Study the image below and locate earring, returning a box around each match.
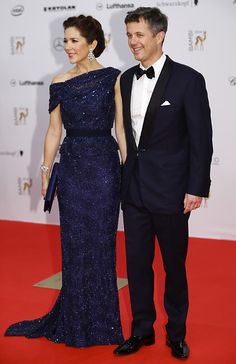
[87,48,95,61]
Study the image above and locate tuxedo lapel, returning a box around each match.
[121,66,139,151]
[138,56,173,149]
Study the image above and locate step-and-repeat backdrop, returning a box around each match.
[1,0,235,240]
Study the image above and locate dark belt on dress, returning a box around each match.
[66,129,111,137]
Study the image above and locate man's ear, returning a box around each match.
[156,31,166,45]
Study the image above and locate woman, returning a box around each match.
[5,15,126,347]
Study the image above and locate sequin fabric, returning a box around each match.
[5,67,124,347]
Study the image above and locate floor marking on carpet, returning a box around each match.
[34,272,128,290]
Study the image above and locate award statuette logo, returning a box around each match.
[18,178,33,195]
[11,37,26,55]
[188,30,207,52]
[14,107,29,125]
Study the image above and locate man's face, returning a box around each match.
[126,18,164,68]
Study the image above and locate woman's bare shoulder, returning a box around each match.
[51,71,71,84]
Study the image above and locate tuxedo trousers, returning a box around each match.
[123,201,190,341]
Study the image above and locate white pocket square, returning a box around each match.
[161,100,171,106]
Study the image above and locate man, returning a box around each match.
[114,7,213,360]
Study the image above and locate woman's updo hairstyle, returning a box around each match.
[63,15,106,57]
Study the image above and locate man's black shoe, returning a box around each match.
[166,337,190,359]
[113,334,155,355]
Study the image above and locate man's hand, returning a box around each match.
[183,194,203,214]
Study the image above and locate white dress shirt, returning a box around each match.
[131,53,166,146]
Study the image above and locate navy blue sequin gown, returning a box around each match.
[5,67,124,347]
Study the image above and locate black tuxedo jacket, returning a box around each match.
[120,56,213,213]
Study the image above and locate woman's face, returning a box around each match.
[64,26,90,64]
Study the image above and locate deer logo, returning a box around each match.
[19,108,28,124]
[15,37,25,53]
[194,31,206,50]
[23,179,32,194]
[18,178,33,195]
[105,34,111,49]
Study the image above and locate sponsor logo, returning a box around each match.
[156,0,199,7]
[10,80,44,86]
[19,80,44,86]
[11,5,24,16]
[53,38,64,51]
[14,107,29,125]
[212,156,220,166]
[157,1,190,6]
[18,178,32,195]
[11,36,25,55]
[188,30,207,51]
[96,2,103,10]
[0,150,24,157]
[107,3,134,9]
[228,76,236,86]
[10,79,17,87]
[43,5,76,12]
[97,2,134,10]
[105,33,111,49]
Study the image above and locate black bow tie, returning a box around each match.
[135,66,155,80]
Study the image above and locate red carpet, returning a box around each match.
[0,220,236,364]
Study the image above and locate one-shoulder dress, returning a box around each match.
[5,67,124,347]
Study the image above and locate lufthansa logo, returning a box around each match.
[19,81,44,86]
[11,5,24,16]
[53,38,64,51]
[106,3,134,9]
[10,80,44,86]
[10,79,17,87]
[96,2,103,10]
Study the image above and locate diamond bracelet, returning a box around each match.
[40,164,50,173]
